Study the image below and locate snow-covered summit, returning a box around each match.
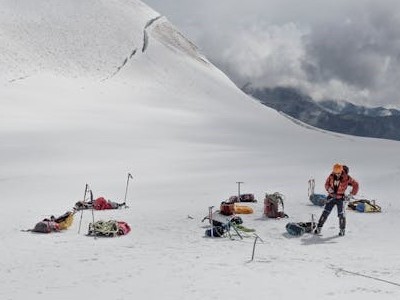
[0,0,209,82]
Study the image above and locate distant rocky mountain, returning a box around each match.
[243,86,400,141]
[318,100,400,117]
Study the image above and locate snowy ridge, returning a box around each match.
[148,17,210,64]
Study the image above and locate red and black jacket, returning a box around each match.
[325,173,359,199]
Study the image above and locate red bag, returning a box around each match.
[93,197,113,210]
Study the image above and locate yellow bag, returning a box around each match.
[56,212,74,230]
[234,204,254,214]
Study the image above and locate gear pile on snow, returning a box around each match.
[203,209,255,239]
[30,211,75,233]
[87,220,131,237]
[27,175,133,236]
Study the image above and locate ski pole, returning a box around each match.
[78,184,89,234]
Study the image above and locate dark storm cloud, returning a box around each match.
[145,0,400,107]
[303,3,400,89]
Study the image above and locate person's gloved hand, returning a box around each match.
[328,188,334,194]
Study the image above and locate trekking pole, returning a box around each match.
[124,172,133,205]
[78,183,89,234]
[251,233,264,261]
[90,189,97,240]
[236,181,244,202]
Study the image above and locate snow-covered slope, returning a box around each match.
[0,0,158,81]
[1,1,400,299]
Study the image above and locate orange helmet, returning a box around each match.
[332,163,343,174]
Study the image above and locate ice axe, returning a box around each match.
[250,233,264,261]
[123,172,133,206]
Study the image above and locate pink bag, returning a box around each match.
[117,221,131,235]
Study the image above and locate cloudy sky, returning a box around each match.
[145,0,400,107]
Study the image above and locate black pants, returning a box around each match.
[318,197,346,230]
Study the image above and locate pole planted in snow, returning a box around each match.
[78,183,89,234]
[90,189,97,240]
[236,181,244,202]
[209,206,214,238]
[251,234,264,261]
[124,172,133,206]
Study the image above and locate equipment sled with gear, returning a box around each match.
[347,199,381,213]
[27,210,75,233]
[75,197,126,211]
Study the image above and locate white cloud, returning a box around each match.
[145,0,400,107]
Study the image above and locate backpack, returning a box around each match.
[32,220,60,233]
[264,192,288,218]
